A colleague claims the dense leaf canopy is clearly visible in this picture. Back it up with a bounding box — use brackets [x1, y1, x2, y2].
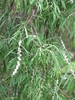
[0, 0, 75, 100]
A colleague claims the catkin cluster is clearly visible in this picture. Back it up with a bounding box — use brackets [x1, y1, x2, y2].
[60, 37, 75, 79]
[12, 37, 22, 76]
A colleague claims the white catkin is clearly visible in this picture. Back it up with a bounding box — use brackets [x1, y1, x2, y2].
[52, 79, 59, 100]
[70, 0, 73, 3]
[12, 38, 22, 76]
[60, 37, 75, 79]
[67, 0, 73, 3]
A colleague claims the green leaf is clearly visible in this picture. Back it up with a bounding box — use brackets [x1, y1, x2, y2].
[36, 36, 42, 45]
[61, 0, 66, 9]
[26, 36, 33, 46]
[30, 0, 35, 4]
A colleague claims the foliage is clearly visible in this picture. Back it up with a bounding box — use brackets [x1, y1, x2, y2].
[0, 0, 75, 100]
